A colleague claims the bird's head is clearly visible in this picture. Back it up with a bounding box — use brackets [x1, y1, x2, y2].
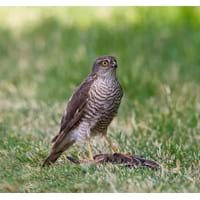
[92, 55, 118, 78]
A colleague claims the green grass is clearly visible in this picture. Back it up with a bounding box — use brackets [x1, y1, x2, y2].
[0, 7, 200, 192]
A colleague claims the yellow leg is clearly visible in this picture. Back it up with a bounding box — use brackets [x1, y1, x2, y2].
[87, 138, 94, 160]
[104, 135, 118, 153]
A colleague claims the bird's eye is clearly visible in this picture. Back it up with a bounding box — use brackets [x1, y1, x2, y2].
[101, 60, 109, 67]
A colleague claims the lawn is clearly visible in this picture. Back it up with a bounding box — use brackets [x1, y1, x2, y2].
[0, 7, 200, 192]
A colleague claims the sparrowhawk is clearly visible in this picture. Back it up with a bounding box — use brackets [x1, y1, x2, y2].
[43, 55, 123, 166]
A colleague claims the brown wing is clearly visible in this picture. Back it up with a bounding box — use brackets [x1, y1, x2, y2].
[51, 73, 97, 146]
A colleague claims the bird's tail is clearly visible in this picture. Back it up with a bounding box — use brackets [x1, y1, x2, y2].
[42, 150, 63, 167]
[42, 137, 75, 167]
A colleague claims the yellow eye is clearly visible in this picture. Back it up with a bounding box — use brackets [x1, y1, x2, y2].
[101, 60, 109, 67]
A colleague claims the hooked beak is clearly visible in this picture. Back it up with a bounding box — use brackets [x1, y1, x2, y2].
[111, 61, 118, 68]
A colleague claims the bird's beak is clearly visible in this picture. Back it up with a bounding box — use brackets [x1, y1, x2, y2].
[111, 62, 117, 68]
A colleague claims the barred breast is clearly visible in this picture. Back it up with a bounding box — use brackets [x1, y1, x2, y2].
[82, 76, 123, 137]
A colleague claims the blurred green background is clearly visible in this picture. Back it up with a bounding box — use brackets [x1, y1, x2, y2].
[1, 7, 200, 103]
[0, 7, 200, 192]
